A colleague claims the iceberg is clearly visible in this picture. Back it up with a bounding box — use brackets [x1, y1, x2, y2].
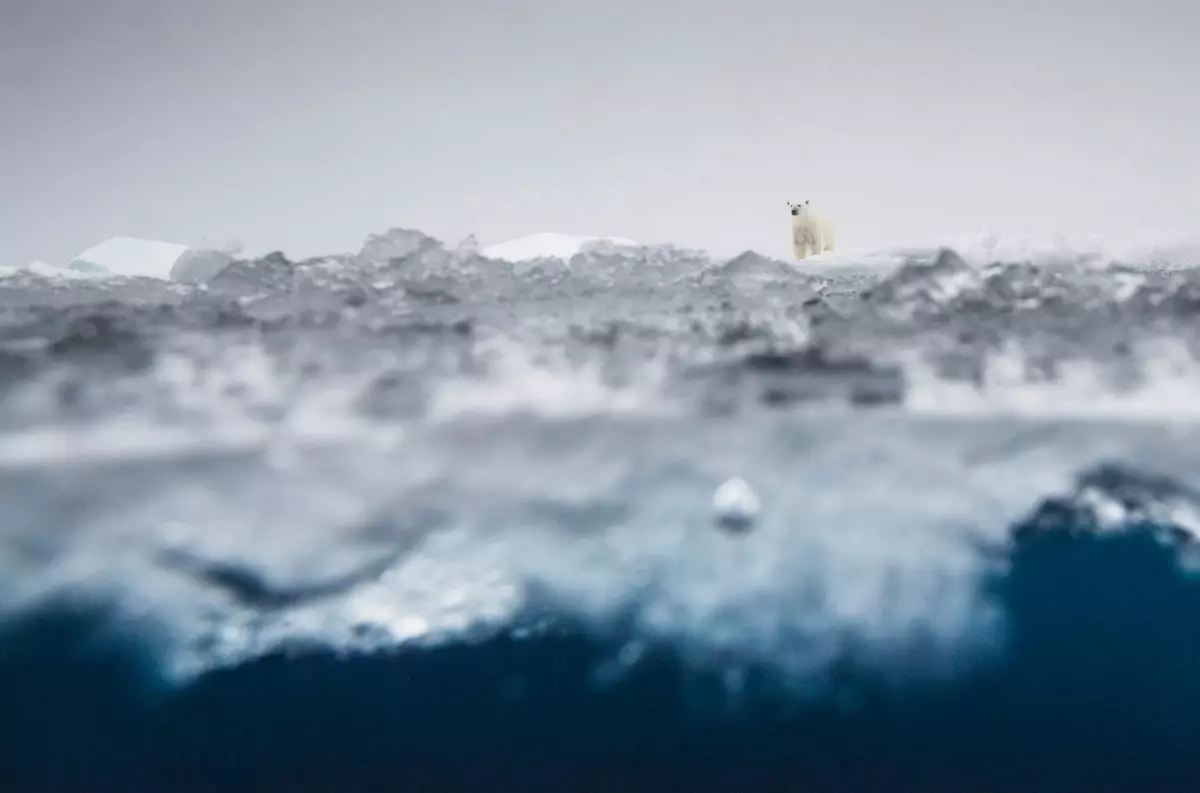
[481, 232, 638, 263]
[69, 236, 191, 279]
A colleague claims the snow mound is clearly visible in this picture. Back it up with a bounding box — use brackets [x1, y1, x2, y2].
[482, 232, 639, 263]
[70, 237, 191, 279]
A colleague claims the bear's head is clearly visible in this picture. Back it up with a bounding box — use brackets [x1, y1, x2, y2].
[787, 200, 811, 217]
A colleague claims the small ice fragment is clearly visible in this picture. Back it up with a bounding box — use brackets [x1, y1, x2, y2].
[712, 477, 760, 533]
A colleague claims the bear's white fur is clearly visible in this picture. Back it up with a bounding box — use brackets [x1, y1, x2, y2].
[788, 200, 835, 260]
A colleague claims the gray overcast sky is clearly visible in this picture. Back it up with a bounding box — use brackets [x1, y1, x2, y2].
[2, 0, 1198, 265]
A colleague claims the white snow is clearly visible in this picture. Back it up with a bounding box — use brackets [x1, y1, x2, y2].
[69, 236, 191, 279]
[29, 260, 96, 280]
[0, 260, 96, 281]
[481, 232, 638, 263]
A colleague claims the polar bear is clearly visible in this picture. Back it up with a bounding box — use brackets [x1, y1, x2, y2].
[788, 200, 835, 260]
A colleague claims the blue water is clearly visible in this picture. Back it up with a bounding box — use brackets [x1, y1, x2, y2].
[0, 525, 1196, 793]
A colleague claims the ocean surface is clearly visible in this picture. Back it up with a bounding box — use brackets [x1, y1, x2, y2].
[3, 228, 1200, 792]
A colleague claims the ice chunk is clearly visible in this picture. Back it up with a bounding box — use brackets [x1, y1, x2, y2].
[712, 477, 761, 533]
[171, 248, 237, 284]
[356, 228, 440, 267]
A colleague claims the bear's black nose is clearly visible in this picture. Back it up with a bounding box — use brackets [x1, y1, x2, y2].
[790, 209, 798, 216]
